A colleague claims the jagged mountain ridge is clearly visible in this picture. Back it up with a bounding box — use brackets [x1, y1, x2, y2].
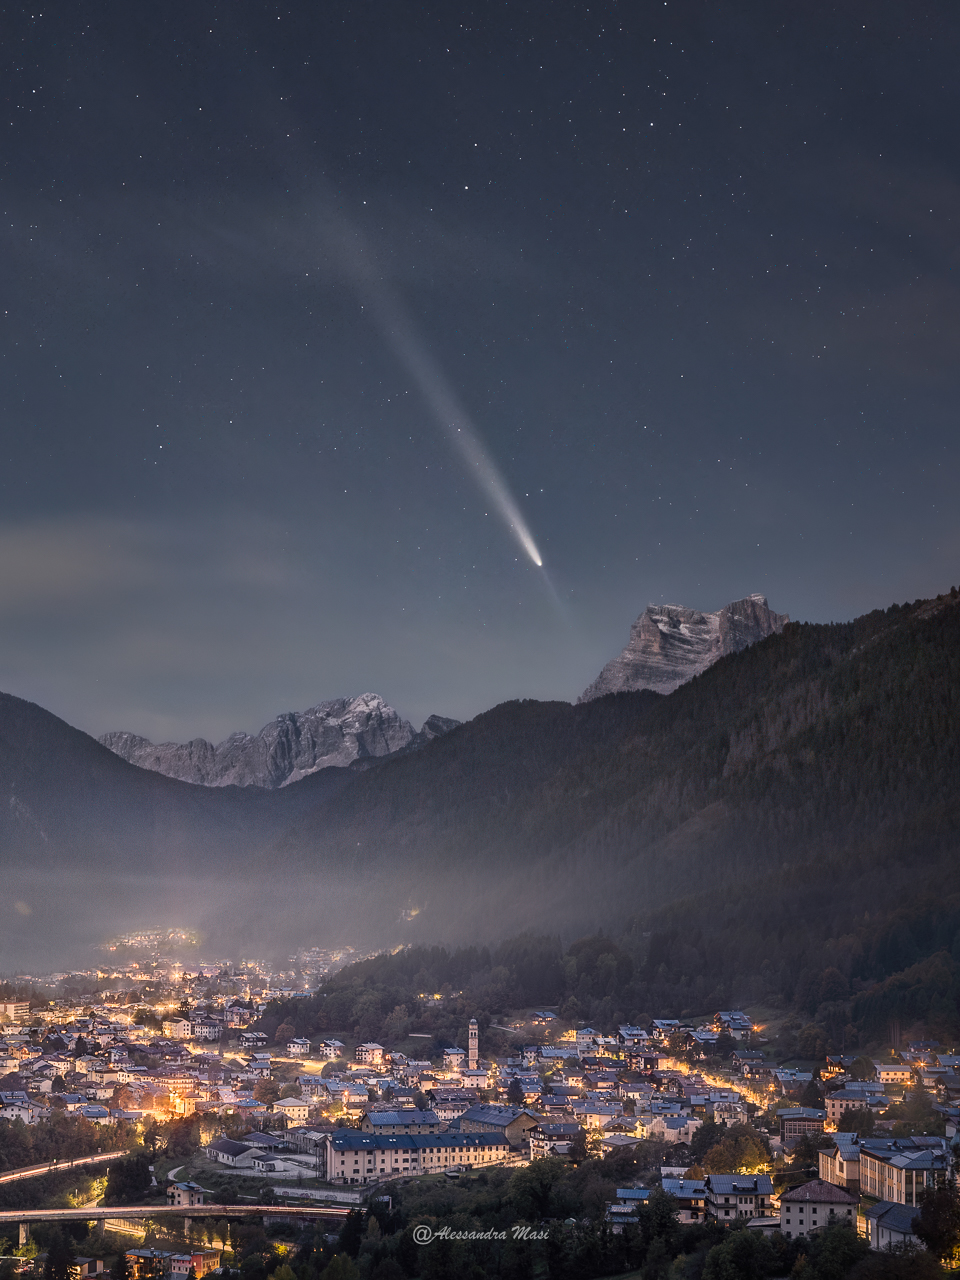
[578, 593, 789, 701]
[99, 693, 460, 788]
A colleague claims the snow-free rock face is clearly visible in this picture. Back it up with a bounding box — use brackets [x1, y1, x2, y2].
[99, 693, 460, 788]
[578, 594, 789, 702]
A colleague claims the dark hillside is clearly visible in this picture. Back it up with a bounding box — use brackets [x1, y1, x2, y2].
[274, 590, 960, 1009]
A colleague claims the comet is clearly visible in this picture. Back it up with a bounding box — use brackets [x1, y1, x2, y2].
[326, 220, 544, 568]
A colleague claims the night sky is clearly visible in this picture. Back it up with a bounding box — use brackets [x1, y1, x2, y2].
[1, 1, 957, 743]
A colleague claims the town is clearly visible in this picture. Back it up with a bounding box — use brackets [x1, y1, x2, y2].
[0, 950, 957, 1277]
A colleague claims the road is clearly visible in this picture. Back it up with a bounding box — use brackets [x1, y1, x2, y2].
[0, 1204, 352, 1228]
[0, 1151, 127, 1186]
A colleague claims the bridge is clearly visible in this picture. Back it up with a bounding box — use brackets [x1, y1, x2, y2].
[0, 1152, 128, 1186]
[0, 1203, 354, 1246]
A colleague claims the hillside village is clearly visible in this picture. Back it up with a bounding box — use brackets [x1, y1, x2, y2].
[2, 967, 959, 1266]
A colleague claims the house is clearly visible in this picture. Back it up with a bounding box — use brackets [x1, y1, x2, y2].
[0, 1091, 44, 1123]
[575, 1028, 600, 1055]
[825, 1088, 888, 1124]
[661, 1177, 708, 1223]
[0, 1002, 30, 1022]
[191, 1019, 221, 1042]
[659, 1115, 703, 1145]
[360, 1108, 442, 1135]
[650, 1020, 681, 1043]
[272, 1097, 310, 1123]
[616, 1026, 649, 1049]
[529, 1123, 583, 1160]
[779, 1178, 857, 1239]
[777, 1107, 826, 1140]
[75, 1258, 105, 1277]
[860, 1201, 925, 1251]
[874, 1063, 913, 1086]
[239, 1030, 269, 1049]
[428, 1090, 476, 1121]
[355, 1043, 384, 1065]
[732, 1049, 766, 1075]
[170, 1251, 221, 1278]
[324, 1128, 510, 1184]
[79, 1105, 112, 1124]
[249, 1150, 303, 1175]
[822, 1055, 858, 1079]
[607, 1188, 651, 1229]
[125, 1253, 175, 1280]
[161, 1018, 192, 1040]
[713, 1011, 753, 1040]
[858, 1136, 953, 1206]
[819, 1133, 863, 1191]
[443, 1047, 466, 1070]
[704, 1174, 775, 1221]
[205, 1138, 256, 1167]
[316, 1040, 345, 1060]
[287, 1039, 311, 1057]
[458, 1104, 544, 1148]
[167, 1181, 206, 1207]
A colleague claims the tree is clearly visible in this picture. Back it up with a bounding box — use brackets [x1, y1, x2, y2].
[51, 1075, 66, 1094]
[336, 1211, 365, 1260]
[848, 1240, 945, 1278]
[838, 1105, 876, 1136]
[253, 1079, 280, 1105]
[690, 1119, 725, 1163]
[912, 1182, 960, 1263]
[110, 1251, 130, 1280]
[799, 1078, 824, 1109]
[702, 1226, 775, 1280]
[104, 1154, 152, 1204]
[568, 1128, 588, 1164]
[505, 1078, 525, 1107]
[319, 1259, 360, 1280]
[848, 1055, 879, 1081]
[73, 1036, 88, 1059]
[790, 1132, 830, 1169]
[143, 1119, 164, 1159]
[42, 1230, 76, 1280]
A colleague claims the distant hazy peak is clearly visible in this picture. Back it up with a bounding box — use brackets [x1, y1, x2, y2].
[578, 594, 789, 702]
[99, 692, 460, 788]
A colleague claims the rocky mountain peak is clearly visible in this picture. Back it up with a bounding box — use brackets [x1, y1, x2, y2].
[99, 692, 460, 788]
[578, 593, 788, 702]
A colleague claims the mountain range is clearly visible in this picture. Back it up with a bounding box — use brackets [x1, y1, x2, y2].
[96, 595, 783, 789]
[98, 694, 459, 789]
[1, 586, 958, 1018]
[578, 593, 788, 701]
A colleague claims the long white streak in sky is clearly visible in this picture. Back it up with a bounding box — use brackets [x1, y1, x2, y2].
[332, 230, 543, 568]
[375, 303, 543, 567]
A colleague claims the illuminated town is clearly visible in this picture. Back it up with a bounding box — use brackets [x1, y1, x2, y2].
[1, 937, 956, 1273]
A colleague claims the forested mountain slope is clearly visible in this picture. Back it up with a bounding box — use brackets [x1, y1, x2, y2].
[276, 589, 960, 1012]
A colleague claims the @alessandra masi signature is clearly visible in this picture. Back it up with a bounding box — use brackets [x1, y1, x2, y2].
[413, 1224, 549, 1245]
